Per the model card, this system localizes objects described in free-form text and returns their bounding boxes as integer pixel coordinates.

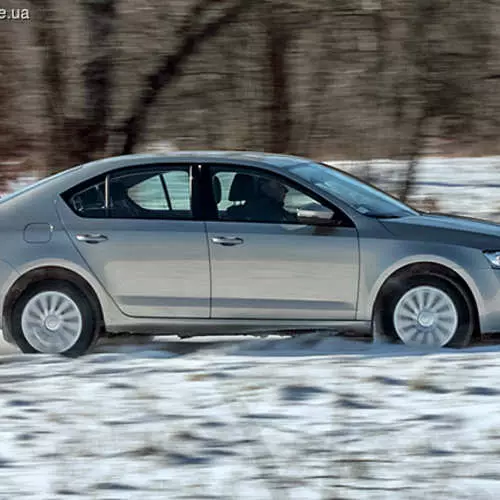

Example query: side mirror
[297,203,335,225]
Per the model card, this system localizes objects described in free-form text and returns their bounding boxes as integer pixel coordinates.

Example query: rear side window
[63,166,193,220]
[164,171,191,210]
[128,175,168,210]
[66,178,106,218]
[109,168,192,219]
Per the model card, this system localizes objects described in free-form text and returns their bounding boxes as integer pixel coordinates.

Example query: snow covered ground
[0,333,498,499]
[2,156,500,499]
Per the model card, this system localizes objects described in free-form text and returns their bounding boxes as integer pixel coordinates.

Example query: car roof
[80,151,310,175]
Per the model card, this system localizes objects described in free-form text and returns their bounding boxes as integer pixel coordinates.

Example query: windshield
[289,161,418,218]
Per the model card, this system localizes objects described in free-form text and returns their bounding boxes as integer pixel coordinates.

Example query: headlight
[483,251,500,269]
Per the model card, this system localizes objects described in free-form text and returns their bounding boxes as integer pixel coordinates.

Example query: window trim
[61,163,199,221]
[202,164,355,228]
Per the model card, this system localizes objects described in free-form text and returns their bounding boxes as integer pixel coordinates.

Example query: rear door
[57,164,210,318]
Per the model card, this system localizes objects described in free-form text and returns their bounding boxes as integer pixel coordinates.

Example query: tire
[381,275,475,348]
[9,280,100,356]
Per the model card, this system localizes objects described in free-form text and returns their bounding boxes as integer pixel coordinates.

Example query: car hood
[380,213,500,249]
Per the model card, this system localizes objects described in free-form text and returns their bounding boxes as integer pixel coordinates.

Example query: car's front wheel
[383,276,475,348]
[10,280,99,356]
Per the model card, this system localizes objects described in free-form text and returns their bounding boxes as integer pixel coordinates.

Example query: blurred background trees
[1,0,499,199]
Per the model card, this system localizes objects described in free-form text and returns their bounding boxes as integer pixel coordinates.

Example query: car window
[163,170,191,210]
[67,179,106,218]
[211,168,337,225]
[128,175,168,210]
[213,171,236,210]
[109,168,192,219]
[283,188,317,213]
[65,166,193,219]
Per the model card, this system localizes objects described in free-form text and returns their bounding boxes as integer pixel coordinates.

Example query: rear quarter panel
[0,193,126,330]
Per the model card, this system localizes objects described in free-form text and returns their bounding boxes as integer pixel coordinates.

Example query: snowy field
[2,156,500,499]
[0,334,500,499]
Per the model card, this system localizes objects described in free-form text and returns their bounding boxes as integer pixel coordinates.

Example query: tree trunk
[298,23,332,156]
[82,0,116,161]
[30,0,117,173]
[399,101,430,203]
[29,0,66,174]
[399,0,436,202]
[368,0,387,181]
[265,5,291,154]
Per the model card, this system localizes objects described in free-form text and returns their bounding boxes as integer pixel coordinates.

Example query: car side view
[1,151,500,355]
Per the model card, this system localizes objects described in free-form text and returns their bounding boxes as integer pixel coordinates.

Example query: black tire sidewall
[382,275,474,348]
[10,280,99,356]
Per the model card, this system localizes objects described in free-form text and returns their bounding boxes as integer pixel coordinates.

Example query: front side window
[65,166,192,219]
[211,167,343,225]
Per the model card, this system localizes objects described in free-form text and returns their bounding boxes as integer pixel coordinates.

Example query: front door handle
[211,236,244,246]
[76,233,108,244]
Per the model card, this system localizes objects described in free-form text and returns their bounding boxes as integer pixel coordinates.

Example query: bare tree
[27,0,117,172]
[1,0,497,187]
[112,0,252,155]
[27,0,250,172]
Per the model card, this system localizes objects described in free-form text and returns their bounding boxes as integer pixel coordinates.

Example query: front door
[57,164,210,318]
[206,166,359,320]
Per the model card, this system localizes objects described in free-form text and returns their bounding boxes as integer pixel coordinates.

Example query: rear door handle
[76,233,108,244]
[211,236,244,246]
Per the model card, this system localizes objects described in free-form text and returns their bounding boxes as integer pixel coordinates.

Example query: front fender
[359,253,485,324]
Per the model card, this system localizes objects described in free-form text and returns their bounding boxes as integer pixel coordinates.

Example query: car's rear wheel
[382,276,475,348]
[10,280,99,356]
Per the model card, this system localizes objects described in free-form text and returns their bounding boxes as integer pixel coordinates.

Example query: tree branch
[113,0,252,155]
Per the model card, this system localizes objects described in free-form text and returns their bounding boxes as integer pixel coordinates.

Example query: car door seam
[204,221,214,319]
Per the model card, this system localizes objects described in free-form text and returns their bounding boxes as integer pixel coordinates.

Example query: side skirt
[104,319,372,336]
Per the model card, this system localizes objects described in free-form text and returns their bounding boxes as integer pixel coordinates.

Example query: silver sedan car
[1,151,500,355]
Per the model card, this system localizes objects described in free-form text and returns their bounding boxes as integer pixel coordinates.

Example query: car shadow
[94,331,500,359]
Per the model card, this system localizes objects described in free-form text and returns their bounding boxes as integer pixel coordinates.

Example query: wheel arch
[371,262,481,340]
[2,266,105,342]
